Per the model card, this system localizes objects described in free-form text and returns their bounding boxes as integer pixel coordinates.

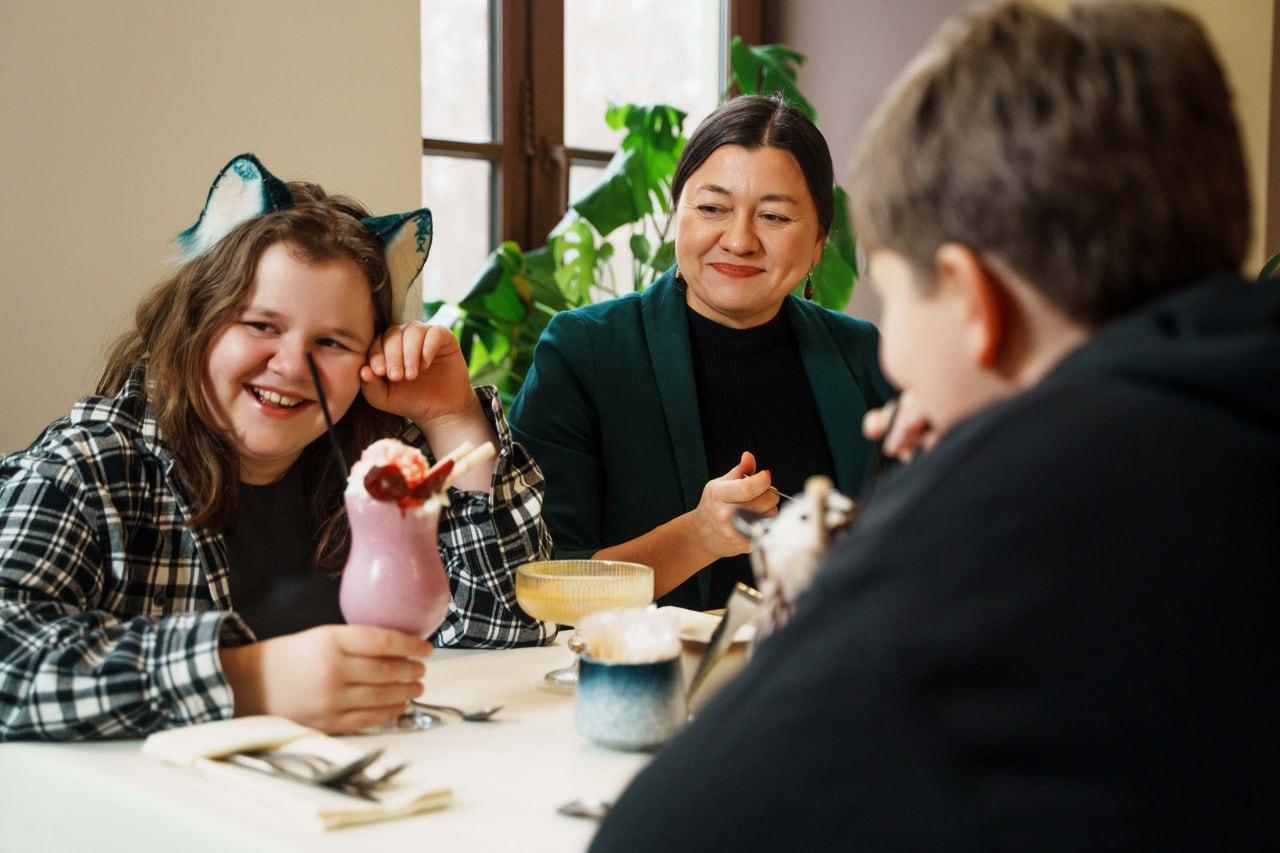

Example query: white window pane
[565,0,722,150]
[422,156,493,305]
[570,163,670,300]
[421,0,492,142]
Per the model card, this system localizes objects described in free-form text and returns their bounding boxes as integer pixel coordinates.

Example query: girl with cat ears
[0,154,553,740]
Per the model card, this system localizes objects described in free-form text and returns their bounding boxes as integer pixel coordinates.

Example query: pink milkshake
[339,439,454,637]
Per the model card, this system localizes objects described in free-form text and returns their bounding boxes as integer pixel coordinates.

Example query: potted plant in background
[431,37,858,404]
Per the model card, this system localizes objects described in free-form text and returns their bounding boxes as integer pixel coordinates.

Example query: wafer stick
[443,441,496,489]
[438,440,475,466]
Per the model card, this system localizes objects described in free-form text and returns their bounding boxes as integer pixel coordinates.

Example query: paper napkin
[143,716,452,831]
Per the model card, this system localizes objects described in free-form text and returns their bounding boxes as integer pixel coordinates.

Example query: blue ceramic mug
[575,653,686,751]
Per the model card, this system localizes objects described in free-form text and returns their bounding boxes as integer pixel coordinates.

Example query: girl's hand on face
[219,625,431,734]
[360,322,479,429]
[863,390,936,461]
[688,451,779,559]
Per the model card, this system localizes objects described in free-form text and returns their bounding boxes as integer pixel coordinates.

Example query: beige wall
[768,0,1278,323]
[0,0,420,451]
[1042,0,1276,271]
[766,0,974,322]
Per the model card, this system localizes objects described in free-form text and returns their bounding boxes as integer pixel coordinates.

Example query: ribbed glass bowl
[515,560,654,627]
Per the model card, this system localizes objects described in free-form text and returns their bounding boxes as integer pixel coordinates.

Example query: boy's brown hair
[850,0,1249,326]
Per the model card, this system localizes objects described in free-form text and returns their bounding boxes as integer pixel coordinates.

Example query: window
[420,0,762,304]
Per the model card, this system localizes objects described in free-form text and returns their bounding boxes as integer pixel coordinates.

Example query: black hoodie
[592,277,1280,852]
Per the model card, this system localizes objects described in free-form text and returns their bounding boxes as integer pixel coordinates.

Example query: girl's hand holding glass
[219,625,430,734]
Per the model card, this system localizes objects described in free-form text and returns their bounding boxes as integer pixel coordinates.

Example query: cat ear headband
[175,153,431,323]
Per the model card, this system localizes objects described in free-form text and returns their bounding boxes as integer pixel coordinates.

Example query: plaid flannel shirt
[0,375,554,740]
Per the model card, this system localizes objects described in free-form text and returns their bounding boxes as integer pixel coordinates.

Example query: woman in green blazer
[510,96,892,610]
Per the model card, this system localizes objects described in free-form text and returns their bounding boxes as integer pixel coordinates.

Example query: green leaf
[480,278,526,324]
[605,102,630,131]
[551,221,599,303]
[514,245,571,312]
[650,240,675,273]
[1260,252,1280,278]
[629,233,652,264]
[523,244,556,278]
[608,102,687,155]
[827,185,857,264]
[572,148,652,237]
[575,103,687,237]
[423,298,447,323]
[456,251,506,307]
[727,36,816,123]
[468,358,513,391]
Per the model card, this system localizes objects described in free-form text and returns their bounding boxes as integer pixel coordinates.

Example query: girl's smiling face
[203,242,375,484]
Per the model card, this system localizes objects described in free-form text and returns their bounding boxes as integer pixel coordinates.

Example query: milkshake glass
[340,438,456,732]
[339,493,450,637]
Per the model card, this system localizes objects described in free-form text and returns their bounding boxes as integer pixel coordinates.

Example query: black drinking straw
[305,352,349,479]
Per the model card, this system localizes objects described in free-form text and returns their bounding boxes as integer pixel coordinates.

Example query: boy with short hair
[591,2,1278,849]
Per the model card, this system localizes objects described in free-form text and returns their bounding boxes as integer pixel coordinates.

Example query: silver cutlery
[410,700,503,722]
[276,747,385,784]
[225,746,393,799]
[268,750,410,789]
[558,797,612,820]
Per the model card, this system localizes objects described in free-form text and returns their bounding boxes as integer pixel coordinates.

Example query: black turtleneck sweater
[672,302,836,610]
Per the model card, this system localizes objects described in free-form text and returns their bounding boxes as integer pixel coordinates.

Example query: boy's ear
[934,243,1008,369]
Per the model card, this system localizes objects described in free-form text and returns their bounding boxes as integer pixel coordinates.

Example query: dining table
[0,635,654,852]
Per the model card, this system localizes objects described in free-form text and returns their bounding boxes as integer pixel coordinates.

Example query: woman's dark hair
[672,94,835,235]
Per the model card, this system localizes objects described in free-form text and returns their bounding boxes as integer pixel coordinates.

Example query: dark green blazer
[509,270,893,609]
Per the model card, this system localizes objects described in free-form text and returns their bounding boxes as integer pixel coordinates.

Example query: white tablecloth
[0,637,651,852]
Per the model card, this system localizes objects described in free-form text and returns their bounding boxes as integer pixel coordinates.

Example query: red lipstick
[709,263,764,278]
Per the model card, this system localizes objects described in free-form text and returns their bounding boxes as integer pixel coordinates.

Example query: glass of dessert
[514,560,654,690]
[340,437,493,731]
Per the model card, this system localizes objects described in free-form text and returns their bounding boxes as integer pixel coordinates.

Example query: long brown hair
[98,182,402,570]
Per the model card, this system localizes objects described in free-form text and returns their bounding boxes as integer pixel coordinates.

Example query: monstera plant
[433,38,859,404]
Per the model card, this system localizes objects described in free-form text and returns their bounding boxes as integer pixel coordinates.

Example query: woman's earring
[675,264,686,287]
[803,272,814,301]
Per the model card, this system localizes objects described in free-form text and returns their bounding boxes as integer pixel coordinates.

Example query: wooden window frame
[421,0,763,252]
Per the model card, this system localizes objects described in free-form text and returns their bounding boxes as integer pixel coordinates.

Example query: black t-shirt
[673,302,836,610]
[226,466,343,639]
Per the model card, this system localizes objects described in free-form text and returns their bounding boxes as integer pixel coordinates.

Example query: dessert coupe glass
[514,560,653,690]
